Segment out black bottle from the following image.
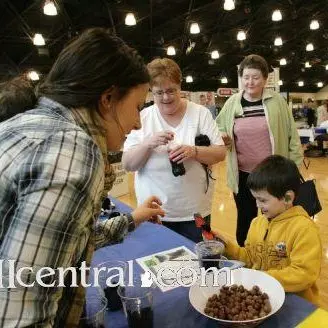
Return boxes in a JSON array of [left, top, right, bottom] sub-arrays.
[[170, 160, 185, 177]]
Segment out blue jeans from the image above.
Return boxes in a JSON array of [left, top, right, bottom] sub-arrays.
[[162, 215, 211, 243]]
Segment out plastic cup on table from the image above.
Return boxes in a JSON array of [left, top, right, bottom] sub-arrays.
[[79, 294, 107, 328], [195, 240, 225, 270], [97, 260, 128, 312], [117, 274, 154, 328]]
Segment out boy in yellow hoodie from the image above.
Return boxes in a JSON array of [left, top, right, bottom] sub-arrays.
[[216, 155, 322, 304]]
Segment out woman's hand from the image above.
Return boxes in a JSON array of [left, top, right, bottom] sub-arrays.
[[221, 133, 232, 147], [145, 131, 174, 150], [131, 196, 165, 226], [169, 144, 197, 163]]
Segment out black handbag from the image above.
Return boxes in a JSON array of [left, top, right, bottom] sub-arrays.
[[294, 175, 322, 217], [195, 134, 215, 193]]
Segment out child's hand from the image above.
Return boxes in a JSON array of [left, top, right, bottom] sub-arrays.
[[212, 231, 228, 246]]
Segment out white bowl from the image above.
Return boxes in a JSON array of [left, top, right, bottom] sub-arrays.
[[189, 268, 285, 327]]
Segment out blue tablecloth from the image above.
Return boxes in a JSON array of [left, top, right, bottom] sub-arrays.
[[109, 198, 133, 214], [91, 219, 317, 328]]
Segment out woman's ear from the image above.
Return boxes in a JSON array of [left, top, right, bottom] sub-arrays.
[[98, 87, 114, 120]]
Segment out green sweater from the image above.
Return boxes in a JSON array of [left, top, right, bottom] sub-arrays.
[[216, 89, 303, 194]]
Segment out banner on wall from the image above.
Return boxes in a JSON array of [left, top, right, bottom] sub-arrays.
[[108, 152, 129, 197], [217, 88, 238, 97], [109, 162, 129, 197]]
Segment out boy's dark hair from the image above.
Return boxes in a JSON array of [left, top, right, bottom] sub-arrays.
[[238, 54, 269, 79], [247, 155, 301, 199], [37, 27, 149, 109], [0, 75, 36, 122]]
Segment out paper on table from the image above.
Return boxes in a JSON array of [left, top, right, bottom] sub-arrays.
[[135, 246, 199, 292]]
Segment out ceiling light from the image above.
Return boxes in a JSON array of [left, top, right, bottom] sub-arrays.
[[305, 61, 312, 68], [186, 41, 196, 54], [317, 82, 323, 88], [221, 77, 228, 84], [33, 33, 45, 46], [125, 13, 136, 26], [43, 1, 57, 16], [27, 71, 40, 81], [298, 81, 304, 87], [237, 31, 246, 41], [190, 23, 200, 34], [326, 64, 328, 70], [272, 10, 282, 21], [306, 43, 314, 51], [167, 46, 176, 56], [279, 58, 287, 66], [278, 80, 283, 86], [186, 75, 193, 83], [274, 37, 283, 46], [224, 0, 235, 11], [211, 50, 220, 59], [310, 20, 319, 30]]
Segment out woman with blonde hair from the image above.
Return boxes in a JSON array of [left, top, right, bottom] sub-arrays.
[[123, 58, 226, 242]]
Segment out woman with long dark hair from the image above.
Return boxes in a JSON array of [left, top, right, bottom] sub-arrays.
[[0, 28, 164, 327]]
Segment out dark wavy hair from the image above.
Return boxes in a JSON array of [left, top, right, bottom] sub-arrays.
[[247, 155, 301, 199], [0, 75, 36, 122], [37, 28, 149, 109]]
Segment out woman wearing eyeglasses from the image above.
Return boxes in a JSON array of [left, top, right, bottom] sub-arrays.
[[122, 58, 226, 242]]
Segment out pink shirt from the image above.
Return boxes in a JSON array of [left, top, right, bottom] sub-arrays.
[[234, 98, 272, 172]]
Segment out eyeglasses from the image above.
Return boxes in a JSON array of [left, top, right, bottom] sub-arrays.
[[152, 88, 178, 98]]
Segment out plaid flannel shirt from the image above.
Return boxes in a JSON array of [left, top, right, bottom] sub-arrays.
[[0, 97, 132, 327]]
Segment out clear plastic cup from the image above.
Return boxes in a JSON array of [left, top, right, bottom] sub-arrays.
[[117, 275, 154, 328], [79, 296, 107, 328], [97, 260, 128, 311], [195, 240, 225, 270]]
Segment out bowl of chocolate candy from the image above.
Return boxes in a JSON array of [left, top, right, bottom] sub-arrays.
[[189, 268, 285, 327]]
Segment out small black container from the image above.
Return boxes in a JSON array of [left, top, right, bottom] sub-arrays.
[[170, 160, 185, 177]]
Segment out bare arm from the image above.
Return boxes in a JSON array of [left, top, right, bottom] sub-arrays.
[[195, 144, 226, 165], [122, 143, 153, 172], [122, 131, 174, 171], [169, 144, 226, 166]]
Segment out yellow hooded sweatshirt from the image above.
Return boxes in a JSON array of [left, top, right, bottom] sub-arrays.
[[224, 206, 322, 304]]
